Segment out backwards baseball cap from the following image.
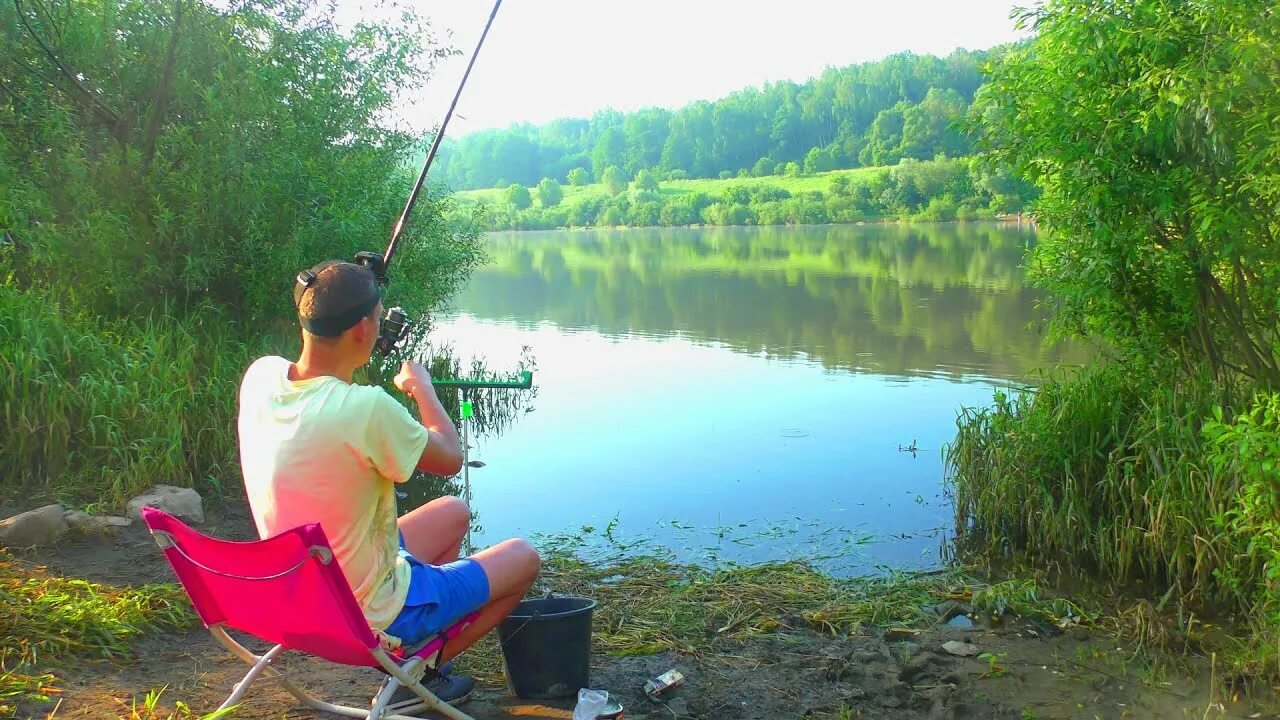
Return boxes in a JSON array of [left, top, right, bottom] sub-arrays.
[[293, 260, 381, 338]]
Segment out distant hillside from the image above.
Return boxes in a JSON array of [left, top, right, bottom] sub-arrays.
[[454, 158, 1038, 230], [436, 48, 1005, 190]]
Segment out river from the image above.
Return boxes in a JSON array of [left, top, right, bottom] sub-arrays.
[[424, 222, 1079, 575]]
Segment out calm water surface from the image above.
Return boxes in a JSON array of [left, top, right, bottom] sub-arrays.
[[424, 223, 1078, 574]]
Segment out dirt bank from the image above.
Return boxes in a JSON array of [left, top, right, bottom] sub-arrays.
[[9, 503, 1277, 720]]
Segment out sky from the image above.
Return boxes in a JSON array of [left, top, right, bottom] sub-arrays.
[[338, 0, 1034, 136]]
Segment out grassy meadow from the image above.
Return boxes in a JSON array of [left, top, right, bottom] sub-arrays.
[[454, 167, 886, 208], [449, 160, 1019, 230]]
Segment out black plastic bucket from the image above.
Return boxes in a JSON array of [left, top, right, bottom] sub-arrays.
[[497, 596, 597, 699]]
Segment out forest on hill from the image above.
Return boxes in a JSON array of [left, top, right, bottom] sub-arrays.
[[436, 49, 998, 190]]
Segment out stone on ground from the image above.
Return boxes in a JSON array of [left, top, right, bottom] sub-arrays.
[[940, 640, 981, 657], [0, 504, 68, 546], [65, 509, 133, 535], [127, 485, 204, 523]]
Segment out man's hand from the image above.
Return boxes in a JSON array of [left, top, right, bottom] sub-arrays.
[[393, 360, 433, 399], [395, 360, 464, 476]]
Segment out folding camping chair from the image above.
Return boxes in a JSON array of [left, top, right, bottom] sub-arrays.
[[141, 506, 480, 720]]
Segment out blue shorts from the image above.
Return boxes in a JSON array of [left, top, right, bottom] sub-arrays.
[[384, 534, 490, 646]]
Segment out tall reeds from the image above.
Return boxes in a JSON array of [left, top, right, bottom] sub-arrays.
[[0, 284, 252, 508], [948, 361, 1280, 680]]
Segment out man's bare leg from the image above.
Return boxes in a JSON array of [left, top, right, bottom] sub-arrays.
[[439, 538, 540, 662], [396, 495, 540, 661], [398, 495, 469, 564]]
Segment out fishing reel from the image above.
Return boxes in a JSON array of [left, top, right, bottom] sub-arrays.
[[354, 251, 412, 356], [376, 306, 409, 355]]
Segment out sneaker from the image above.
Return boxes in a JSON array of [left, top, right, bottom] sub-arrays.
[[385, 665, 474, 709]]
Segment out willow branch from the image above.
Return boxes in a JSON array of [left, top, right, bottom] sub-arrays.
[[27, 0, 59, 40], [9, 54, 72, 100], [0, 75, 20, 103], [141, 0, 185, 170], [13, 0, 118, 123]]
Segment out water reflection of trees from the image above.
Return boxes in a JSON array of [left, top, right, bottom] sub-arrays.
[[453, 223, 1086, 380]]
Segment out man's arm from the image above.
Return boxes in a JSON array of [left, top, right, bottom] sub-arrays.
[[394, 361, 465, 477]]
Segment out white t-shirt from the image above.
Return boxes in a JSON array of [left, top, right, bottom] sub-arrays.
[[237, 356, 429, 629]]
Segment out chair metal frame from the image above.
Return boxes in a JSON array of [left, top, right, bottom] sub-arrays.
[[205, 622, 473, 720], [143, 508, 480, 720]]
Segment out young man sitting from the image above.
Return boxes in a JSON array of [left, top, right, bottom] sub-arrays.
[[237, 260, 541, 704]]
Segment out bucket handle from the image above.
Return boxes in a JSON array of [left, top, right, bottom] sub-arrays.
[[499, 609, 542, 648], [499, 590, 555, 648]]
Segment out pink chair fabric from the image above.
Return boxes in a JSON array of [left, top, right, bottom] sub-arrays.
[[141, 506, 381, 666], [142, 507, 483, 720]]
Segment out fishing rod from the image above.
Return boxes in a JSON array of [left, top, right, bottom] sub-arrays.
[[342, 0, 526, 540], [362, 0, 532, 389], [354, 0, 505, 355]]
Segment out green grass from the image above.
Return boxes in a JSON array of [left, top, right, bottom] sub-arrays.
[[0, 549, 197, 716], [453, 528, 1094, 686], [121, 688, 234, 720], [972, 579, 1093, 625], [665, 167, 885, 196], [454, 166, 888, 207], [0, 278, 534, 512]]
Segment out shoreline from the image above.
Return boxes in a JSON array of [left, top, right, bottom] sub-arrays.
[[472, 216, 1038, 235], [5, 497, 1275, 719]]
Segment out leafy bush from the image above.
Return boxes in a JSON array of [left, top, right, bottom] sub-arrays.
[[1, 0, 480, 323], [1204, 394, 1280, 615], [505, 184, 532, 210], [950, 362, 1279, 681], [974, 0, 1280, 387]]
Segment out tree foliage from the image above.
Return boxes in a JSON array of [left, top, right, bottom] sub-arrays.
[[632, 169, 659, 193], [537, 177, 564, 207], [975, 0, 1280, 387], [803, 146, 838, 175], [505, 183, 533, 210], [0, 0, 480, 323], [0, 0, 487, 508], [438, 50, 990, 189], [602, 166, 627, 196]]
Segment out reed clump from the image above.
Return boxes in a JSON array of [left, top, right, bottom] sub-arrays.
[[948, 361, 1280, 685], [0, 283, 255, 509]]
